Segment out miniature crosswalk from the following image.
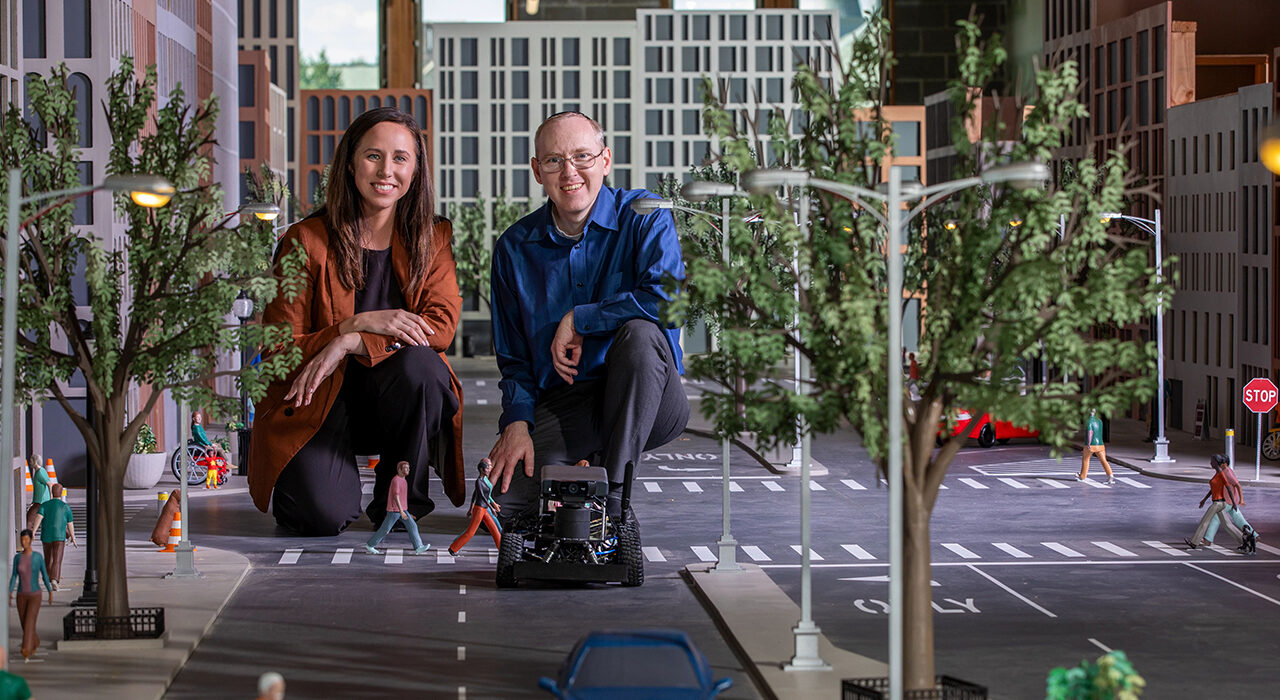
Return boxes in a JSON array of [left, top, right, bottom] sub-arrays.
[[270, 538, 1270, 567], [627, 473, 1153, 494]]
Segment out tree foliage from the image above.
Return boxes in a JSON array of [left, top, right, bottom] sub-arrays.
[[680, 13, 1166, 689], [1046, 650, 1146, 700], [448, 192, 535, 307], [300, 49, 344, 90], [0, 58, 305, 621]]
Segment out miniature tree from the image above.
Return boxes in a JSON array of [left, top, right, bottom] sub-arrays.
[[448, 192, 534, 308], [683, 17, 1164, 690], [0, 59, 304, 624]]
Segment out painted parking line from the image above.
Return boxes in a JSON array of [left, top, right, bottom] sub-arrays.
[[992, 542, 1032, 558], [841, 479, 866, 491], [808, 481, 826, 491], [386, 549, 403, 564], [967, 564, 1057, 618], [1205, 543, 1243, 557], [644, 482, 662, 493], [691, 546, 717, 562], [683, 481, 703, 493], [729, 481, 744, 492], [1041, 542, 1084, 558], [332, 548, 353, 564], [642, 547, 666, 562], [1079, 478, 1110, 488], [279, 548, 302, 565], [1115, 476, 1151, 489], [958, 478, 988, 490], [1143, 540, 1191, 557], [1184, 562, 1280, 607], [762, 481, 785, 492], [1091, 541, 1138, 557], [997, 477, 1029, 489], [941, 543, 980, 559], [1089, 638, 1113, 653], [741, 546, 771, 562], [1038, 478, 1069, 489], [841, 544, 876, 560], [790, 545, 825, 561], [457, 646, 466, 661]]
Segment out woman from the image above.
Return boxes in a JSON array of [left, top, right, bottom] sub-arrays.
[[9, 529, 53, 661], [248, 107, 465, 535]]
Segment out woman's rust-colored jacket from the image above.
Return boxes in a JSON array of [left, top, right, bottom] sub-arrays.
[[247, 216, 466, 513]]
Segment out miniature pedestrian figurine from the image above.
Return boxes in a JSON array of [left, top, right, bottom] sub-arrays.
[[0, 668, 32, 699], [192, 409, 232, 467], [256, 671, 286, 700], [25, 455, 50, 531], [31, 484, 75, 590], [8, 529, 53, 662], [449, 459, 503, 555], [1186, 453, 1257, 552], [1078, 409, 1115, 484], [366, 461, 431, 555], [907, 352, 919, 381]]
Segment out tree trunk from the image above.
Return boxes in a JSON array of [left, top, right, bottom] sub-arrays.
[[96, 453, 130, 624], [903, 491, 935, 690]]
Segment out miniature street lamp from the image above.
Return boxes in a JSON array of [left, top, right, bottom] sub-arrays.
[[1259, 123, 1280, 175]]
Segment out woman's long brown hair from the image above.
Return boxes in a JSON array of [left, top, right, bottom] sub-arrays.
[[314, 107, 435, 293]]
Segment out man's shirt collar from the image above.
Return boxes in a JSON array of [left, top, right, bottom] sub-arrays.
[[537, 186, 621, 243]]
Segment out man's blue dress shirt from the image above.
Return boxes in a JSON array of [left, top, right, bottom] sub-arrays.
[[491, 186, 684, 432]]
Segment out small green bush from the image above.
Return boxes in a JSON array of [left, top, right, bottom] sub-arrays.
[[1046, 650, 1145, 700], [133, 424, 159, 454]]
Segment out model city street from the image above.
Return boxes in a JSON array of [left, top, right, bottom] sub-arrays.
[[137, 379, 1280, 699]]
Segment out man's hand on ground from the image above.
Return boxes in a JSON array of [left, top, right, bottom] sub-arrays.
[[550, 310, 583, 384], [489, 422, 535, 494]]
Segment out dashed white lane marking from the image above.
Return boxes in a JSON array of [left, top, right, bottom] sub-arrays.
[[790, 545, 825, 561], [458, 611, 466, 623], [741, 546, 771, 561], [808, 481, 826, 491], [841, 544, 875, 560], [458, 687, 466, 700], [762, 481, 784, 492], [683, 481, 703, 493], [1143, 541, 1190, 557], [643, 547, 666, 562], [958, 478, 988, 490], [1116, 476, 1150, 489], [1089, 638, 1113, 653], [488, 548, 498, 565], [438, 550, 455, 564], [1079, 478, 1110, 488], [1184, 562, 1280, 608], [476, 399, 489, 405], [938, 483, 949, 490], [1042, 542, 1084, 558], [729, 481, 744, 492], [992, 542, 1032, 558], [644, 482, 662, 493], [941, 543, 979, 559], [967, 564, 1057, 618], [1038, 478, 1069, 489], [997, 477, 1028, 489], [457, 646, 466, 660], [459, 585, 466, 595], [1091, 541, 1138, 557], [386, 549, 403, 564], [279, 548, 302, 565], [1205, 543, 1243, 557], [475, 380, 486, 386], [1255, 542, 1280, 556], [332, 548, 353, 564], [841, 479, 866, 490], [691, 546, 717, 562]]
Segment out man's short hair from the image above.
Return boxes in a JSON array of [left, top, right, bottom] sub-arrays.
[[52, 484, 63, 498], [534, 111, 606, 154], [258, 672, 285, 696]]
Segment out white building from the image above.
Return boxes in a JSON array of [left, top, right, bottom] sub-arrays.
[[1165, 82, 1274, 442]]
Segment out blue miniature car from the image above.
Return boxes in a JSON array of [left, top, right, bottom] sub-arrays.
[[538, 629, 733, 699]]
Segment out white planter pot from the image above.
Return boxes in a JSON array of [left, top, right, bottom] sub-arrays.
[[124, 453, 167, 490]]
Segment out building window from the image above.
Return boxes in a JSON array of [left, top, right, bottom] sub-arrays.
[[563, 71, 579, 99], [755, 46, 773, 72], [513, 170, 529, 198], [645, 47, 663, 72], [655, 78, 673, 104], [1137, 30, 1149, 75], [461, 38, 477, 67], [240, 121, 256, 159], [613, 136, 630, 164], [513, 137, 529, 163], [23, 0, 46, 58], [322, 96, 334, 130], [461, 137, 478, 165], [68, 73, 92, 148], [513, 38, 528, 66], [655, 14, 673, 41], [239, 64, 256, 107], [1120, 37, 1132, 82], [614, 103, 629, 131], [74, 161, 93, 225], [613, 71, 630, 99], [645, 110, 662, 136], [461, 71, 478, 99], [613, 38, 630, 66], [512, 71, 528, 99], [461, 105, 478, 132], [682, 47, 700, 72], [691, 14, 710, 41], [765, 15, 783, 41], [563, 38, 579, 66], [892, 121, 920, 157]]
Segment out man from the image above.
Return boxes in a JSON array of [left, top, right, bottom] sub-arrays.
[[1078, 408, 1115, 484], [31, 484, 75, 589], [488, 111, 689, 523]]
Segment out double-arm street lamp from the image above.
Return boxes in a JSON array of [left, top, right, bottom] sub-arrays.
[[1099, 210, 1172, 464], [743, 161, 1049, 696], [2, 168, 173, 651]]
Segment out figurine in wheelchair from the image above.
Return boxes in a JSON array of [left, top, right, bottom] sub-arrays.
[[169, 410, 230, 486], [495, 461, 643, 588]]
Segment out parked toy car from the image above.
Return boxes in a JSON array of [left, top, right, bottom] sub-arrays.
[[538, 629, 733, 699], [947, 410, 1040, 448]]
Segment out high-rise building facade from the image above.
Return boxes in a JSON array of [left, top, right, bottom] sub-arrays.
[[238, 49, 289, 193], [238, 0, 299, 214]]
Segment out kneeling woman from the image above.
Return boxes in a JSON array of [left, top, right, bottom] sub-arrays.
[[249, 107, 465, 535]]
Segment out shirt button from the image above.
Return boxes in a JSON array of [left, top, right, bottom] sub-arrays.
[[283, 407, 294, 417], [576, 282, 582, 288]]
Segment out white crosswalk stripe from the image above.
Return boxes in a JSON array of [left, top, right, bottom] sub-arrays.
[[683, 482, 703, 493], [1115, 476, 1150, 489], [1042, 542, 1084, 557], [1205, 543, 1243, 557], [437, 550, 454, 564], [691, 546, 717, 562], [841, 479, 866, 490], [941, 543, 979, 559], [644, 482, 662, 493], [958, 478, 988, 490], [1255, 542, 1280, 556], [643, 547, 666, 562], [1091, 541, 1138, 557], [1143, 541, 1190, 557], [729, 481, 744, 492], [488, 548, 498, 565], [841, 544, 875, 560], [997, 477, 1029, 489], [1079, 478, 1110, 488], [1038, 478, 1069, 489], [386, 549, 403, 564], [332, 548, 353, 564], [790, 545, 824, 561], [762, 481, 784, 492], [992, 542, 1031, 558], [279, 548, 302, 565], [741, 546, 771, 562], [808, 481, 826, 491]]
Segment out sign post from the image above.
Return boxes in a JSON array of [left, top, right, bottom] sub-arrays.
[[1242, 377, 1278, 481]]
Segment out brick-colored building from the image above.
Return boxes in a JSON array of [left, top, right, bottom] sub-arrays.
[[238, 49, 289, 193]]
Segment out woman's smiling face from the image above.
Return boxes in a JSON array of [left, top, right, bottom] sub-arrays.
[[351, 121, 419, 215]]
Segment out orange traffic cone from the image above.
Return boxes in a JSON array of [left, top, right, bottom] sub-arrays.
[[366, 456, 380, 471], [45, 458, 58, 487], [159, 511, 183, 552], [23, 461, 32, 494]]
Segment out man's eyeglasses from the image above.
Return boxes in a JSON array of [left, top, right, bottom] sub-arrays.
[[536, 147, 606, 173]]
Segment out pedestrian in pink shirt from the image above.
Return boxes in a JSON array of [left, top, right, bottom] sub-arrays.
[[366, 461, 430, 555]]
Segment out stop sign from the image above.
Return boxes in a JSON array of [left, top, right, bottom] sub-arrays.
[[1243, 377, 1279, 413]]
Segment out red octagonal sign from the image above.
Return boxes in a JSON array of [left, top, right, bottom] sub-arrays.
[[1243, 377, 1279, 413]]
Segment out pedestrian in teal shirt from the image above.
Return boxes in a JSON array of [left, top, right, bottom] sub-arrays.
[[25, 458, 50, 530], [32, 484, 76, 588], [1078, 409, 1115, 484], [9, 529, 53, 661]]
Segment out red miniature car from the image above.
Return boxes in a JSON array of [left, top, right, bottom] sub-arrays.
[[947, 410, 1039, 448]]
